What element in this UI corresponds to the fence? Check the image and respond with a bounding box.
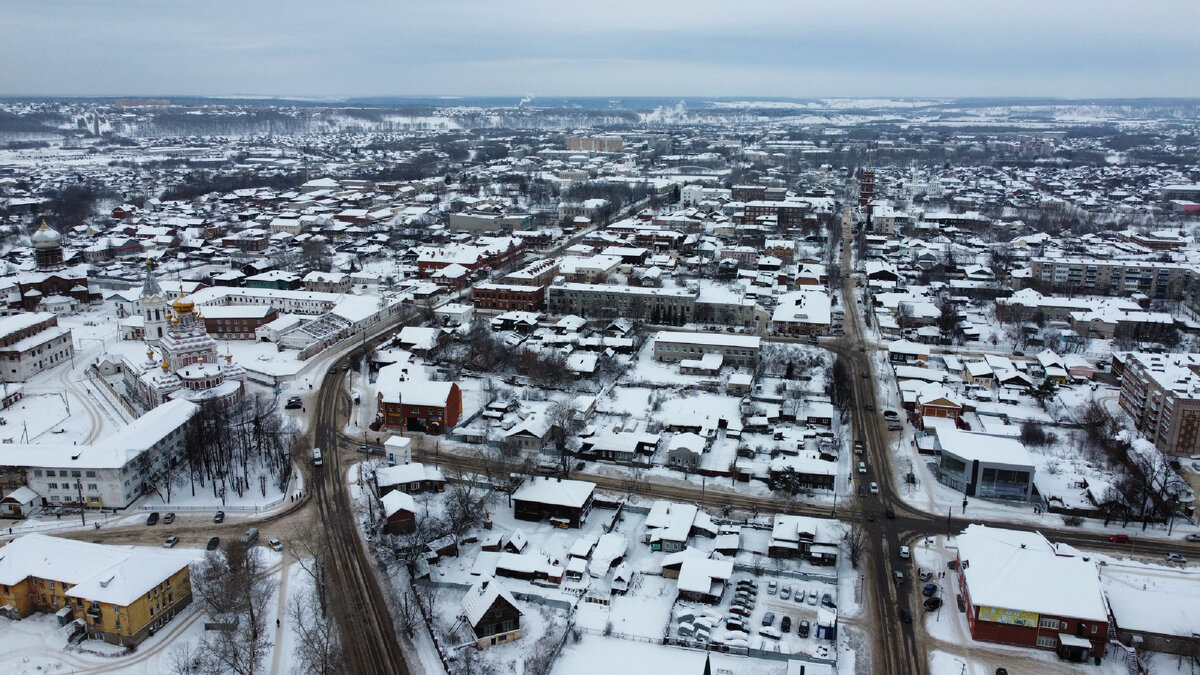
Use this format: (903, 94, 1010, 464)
(86, 365, 138, 419)
(135, 495, 285, 512)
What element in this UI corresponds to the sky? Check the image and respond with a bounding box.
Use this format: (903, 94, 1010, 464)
(2, 0, 1198, 99)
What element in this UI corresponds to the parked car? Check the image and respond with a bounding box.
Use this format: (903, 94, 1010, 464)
(1185, 533, 1200, 542)
(162, 512, 175, 525)
(737, 579, 758, 591)
(924, 596, 943, 611)
(899, 607, 912, 623)
(206, 536, 221, 551)
(269, 538, 283, 552)
(725, 618, 749, 633)
(883, 410, 899, 420)
(729, 605, 751, 618)
(284, 397, 302, 410)
(163, 535, 179, 548)
(821, 593, 835, 608)
(1108, 534, 1130, 543)
(869, 482, 879, 494)
(854, 441, 864, 455)
(780, 616, 792, 633)
(922, 583, 938, 597)
(919, 569, 933, 581)
(886, 506, 896, 519)
(767, 581, 777, 595)
(797, 619, 811, 637)
(1192, 461, 1200, 472)
(146, 512, 160, 526)
(761, 611, 776, 627)
(887, 423, 903, 431)
(807, 590, 818, 606)
(780, 585, 790, 600)
(1165, 552, 1188, 563)
(328, 367, 337, 374)
(860, 372, 869, 379)
(899, 545, 910, 559)
(213, 511, 225, 524)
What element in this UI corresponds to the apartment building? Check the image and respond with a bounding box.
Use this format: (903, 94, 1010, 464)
(1029, 257, 1189, 300)
(0, 312, 74, 383)
(0, 533, 192, 646)
(472, 283, 546, 312)
(1117, 351, 1200, 456)
(546, 283, 695, 325)
(652, 331, 761, 369)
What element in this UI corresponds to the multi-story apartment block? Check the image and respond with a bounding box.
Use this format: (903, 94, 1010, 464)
(546, 283, 695, 324)
(1029, 257, 1189, 300)
(0, 399, 199, 509)
(503, 259, 560, 287)
(1117, 351, 1200, 456)
(0, 312, 74, 383)
(0, 533, 192, 646)
(566, 136, 623, 153)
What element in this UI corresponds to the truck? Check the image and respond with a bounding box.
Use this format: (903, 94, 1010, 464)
(312, 447, 323, 466)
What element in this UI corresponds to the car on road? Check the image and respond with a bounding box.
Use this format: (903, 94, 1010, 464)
(887, 423, 903, 431)
(886, 506, 896, 519)
(761, 611, 775, 627)
(899, 607, 912, 623)
(924, 596, 943, 611)
(780, 616, 792, 633)
(883, 410, 899, 420)
(919, 569, 933, 581)
(922, 583, 938, 597)
(869, 482, 879, 494)
(269, 538, 283, 552)
(285, 397, 302, 410)
(1165, 552, 1188, 563)
(860, 372, 869, 379)
(893, 571, 905, 585)
(163, 512, 175, 525)
(854, 440, 864, 455)
(146, 512, 159, 526)
(821, 593, 835, 608)
(1186, 533, 1200, 542)
(341, 364, 349, 371)
(899, 545, 910, 559)
(858, 461, 867, 474)
(1192, 461, 1200, 472)
(864, 402, 874, 412)
(1108, 534, 1130, 543)
(328, 367, 337, 374)
(206, 536, 221, 550)
(213, 511, 225, 523)
(163, 535, 179, 548)
(797, 619, 811, 638)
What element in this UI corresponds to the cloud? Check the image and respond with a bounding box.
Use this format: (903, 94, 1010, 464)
(0, 0, 1197, 97)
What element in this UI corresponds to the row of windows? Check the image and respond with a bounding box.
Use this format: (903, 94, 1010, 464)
(45, 482, 99, 491)
(35, 469, 96, 478)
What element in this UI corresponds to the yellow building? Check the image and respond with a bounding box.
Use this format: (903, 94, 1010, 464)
(0, 533, 192, 646)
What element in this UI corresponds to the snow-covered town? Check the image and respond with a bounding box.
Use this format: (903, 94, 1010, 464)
(1, 5, 1200, 675)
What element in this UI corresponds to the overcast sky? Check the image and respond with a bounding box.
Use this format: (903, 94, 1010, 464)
(2, 0, 1198, 99)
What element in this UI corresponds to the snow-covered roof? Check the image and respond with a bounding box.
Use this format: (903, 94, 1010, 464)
(381, 490, 416, 518)
(0, 534, 188, 607)
(376, 380, 457, 408)
(934, 428, 1034, 468)
(511, 477, 594, 508)
(654, 331, 761, 349)
(376, 462, 443, 488)
(957, 524, 1107, 623)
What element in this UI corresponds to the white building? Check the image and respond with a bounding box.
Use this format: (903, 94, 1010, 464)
(0, 312, 74, 383)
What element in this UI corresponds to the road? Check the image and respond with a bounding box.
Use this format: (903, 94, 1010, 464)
(311, 363, 409, 675)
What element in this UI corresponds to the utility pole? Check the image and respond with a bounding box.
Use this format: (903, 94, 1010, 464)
(76, 480, 86, 525)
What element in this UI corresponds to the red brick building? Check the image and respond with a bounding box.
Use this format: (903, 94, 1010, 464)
(472, 283, 546, 312)
(416, 238, 526, 278)
(376, 380, 463, 434)
(955, 525, 1109, 663)
(199, 305, 279, 340)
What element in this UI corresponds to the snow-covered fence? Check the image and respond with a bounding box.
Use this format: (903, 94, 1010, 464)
(134, 496, 285, 512)
(731, 563, 837, 585)
(664, 635, 838, 667)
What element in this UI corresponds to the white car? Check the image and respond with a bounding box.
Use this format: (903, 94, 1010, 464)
(1164, 552, 1188, 564)
(269, 538, 284, 552)
(899, 545, 910, 559)
(869, 482, 880, 494)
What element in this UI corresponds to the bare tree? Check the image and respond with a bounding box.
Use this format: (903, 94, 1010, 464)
(842, 522, 866, 569)
(191, 542, 277, 675)
(287, 586, 346, 675)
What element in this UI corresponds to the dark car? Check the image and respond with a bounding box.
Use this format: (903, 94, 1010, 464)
(162, 512, 175, 525)
(887, 423, 903, 431)
(924, 596, 943, 611)
(922, 583, 938, 597)
(761, 611, 775, 627)
(206, 536, 221, 551)
(285, 398, 302, 410)
(885, 506, 896, 519)
(821, 593, 836, 608)
(213, 511, 225, 524)
(328, 367, 337, 374)
(797, 619, 810, 638)
(780, 616, 792, 633)
(146, 512, 160, 525)
(899, 607, 912, 623)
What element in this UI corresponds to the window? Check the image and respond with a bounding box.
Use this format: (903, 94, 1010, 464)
(48, 482, 58, 490)
(1038, 617, 1059, 630)
(85, 471, 95, 478)
(1036, 635, 1058, 648)
(87, 484, 98, 492)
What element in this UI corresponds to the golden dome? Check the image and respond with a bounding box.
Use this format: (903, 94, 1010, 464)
(161, 360, 170, 372)
(172, 293, 194, 314)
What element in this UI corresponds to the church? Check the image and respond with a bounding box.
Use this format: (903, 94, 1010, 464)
(9, 221, 100, 314)
(119, 265, 246, 411)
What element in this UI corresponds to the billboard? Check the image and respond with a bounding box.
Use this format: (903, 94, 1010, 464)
(977, 606, 1038, 627)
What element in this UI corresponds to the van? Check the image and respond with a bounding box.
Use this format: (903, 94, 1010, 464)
(241, 527, 259, 545)
(312, 447, 323, 466)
